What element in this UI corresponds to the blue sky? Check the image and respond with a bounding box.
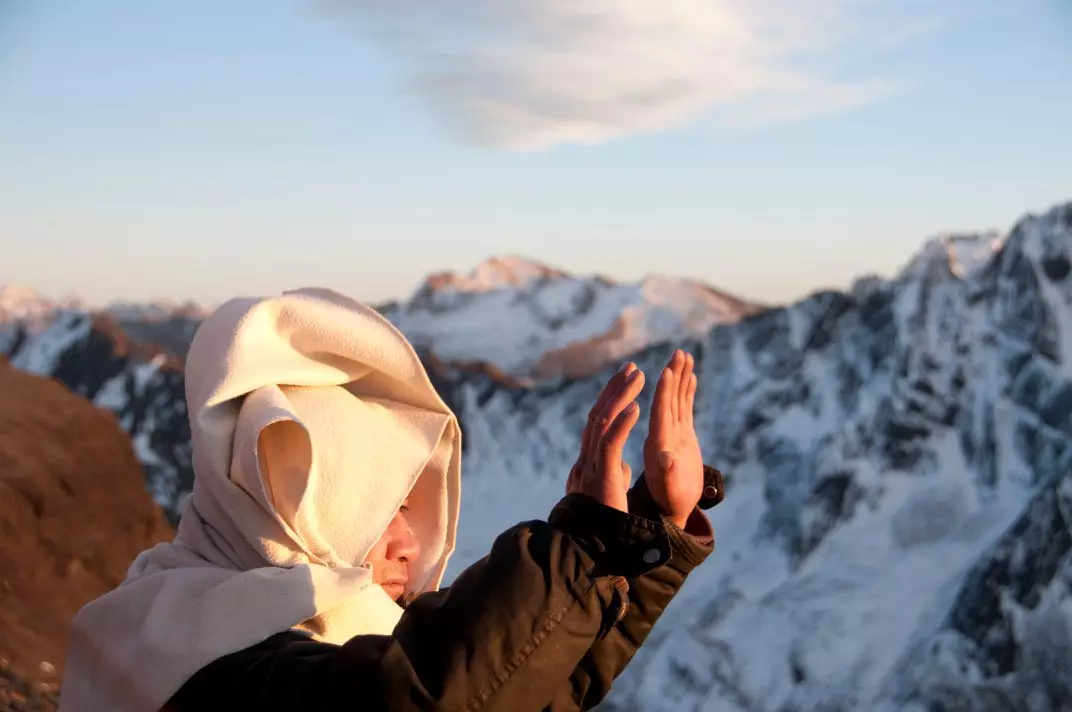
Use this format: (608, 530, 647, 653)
(1, 0, 1069, 307)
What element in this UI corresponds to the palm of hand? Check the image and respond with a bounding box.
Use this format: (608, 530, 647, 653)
(643, 351, 704, 527)
(567, 363, 647, 513)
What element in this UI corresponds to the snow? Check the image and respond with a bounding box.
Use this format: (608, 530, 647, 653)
(8, 312, 90, 375)
(133, 354, 167, 391)
(897, 231, 1005, 285)
(3, 256, 757, 382)
(414, 255, 567, 296)
(0, 285, 211, 333)
(1019, 212, 1072, 369)
(719, 440, 1017, 710)
(0, 285, 83, 324)
(94, 374, 130, 411)
(945, 231, 1005, 279)
(107, 300, 211, 322)
(445, 376, 1037, 711)
(388, 257, 757, 378)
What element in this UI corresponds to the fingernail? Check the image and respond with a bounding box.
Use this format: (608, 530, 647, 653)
(627, 369, 640, 382)
(626, 401, 638, 413)
(658, 451, 673, 468)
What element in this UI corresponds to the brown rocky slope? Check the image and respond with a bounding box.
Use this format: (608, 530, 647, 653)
(0, 358, 173, 709)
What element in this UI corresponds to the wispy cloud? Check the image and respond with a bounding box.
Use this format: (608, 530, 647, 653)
(317, 0, 939, 150)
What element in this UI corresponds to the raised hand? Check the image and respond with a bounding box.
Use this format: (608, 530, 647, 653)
(643, 350, 704, 529)
(567, 362, 647, 513)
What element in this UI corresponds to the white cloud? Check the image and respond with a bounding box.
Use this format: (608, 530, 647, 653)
(317, 0, 938, 150)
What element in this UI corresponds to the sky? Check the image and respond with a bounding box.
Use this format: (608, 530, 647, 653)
(1, 0, 1070, 308)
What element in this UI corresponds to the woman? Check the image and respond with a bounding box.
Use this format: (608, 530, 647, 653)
(58, 287, 723, 712)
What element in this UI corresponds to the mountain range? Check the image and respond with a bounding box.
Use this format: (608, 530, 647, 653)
(3, 199, 1072, 711)
(2, 256, 760, 381)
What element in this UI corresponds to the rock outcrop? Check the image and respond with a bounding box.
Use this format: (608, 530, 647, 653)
(0, 359, 172, 695)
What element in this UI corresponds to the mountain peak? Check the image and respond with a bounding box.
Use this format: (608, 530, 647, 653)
(107, 300, 211, 322)
(899, 230, 1005, 282)
(387, 256, 761, 379)
(940, 231, 1005, 278)
(420, 255, 572, 295)
(0, 285, 82, 324)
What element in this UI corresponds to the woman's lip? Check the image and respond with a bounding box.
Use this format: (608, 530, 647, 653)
(382, 581, 406, 595)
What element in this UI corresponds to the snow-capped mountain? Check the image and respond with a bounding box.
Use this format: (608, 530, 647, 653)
(3, 200, 1072, 710)
(0, 289, 208, 366)
(381, 254, 762, 379)
(0, 288, 209, 325)
(439, 205, 1072, 712)
(2, 256, 758, 379)
(0, 285, 81, 327)
(106, 300, 211, 322)
(0, 312, 191, 515)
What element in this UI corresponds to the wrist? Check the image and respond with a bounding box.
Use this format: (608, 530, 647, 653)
(666, 512, 690, 530)
(654, 500, 711, 539)
(549, 493, 674, 577)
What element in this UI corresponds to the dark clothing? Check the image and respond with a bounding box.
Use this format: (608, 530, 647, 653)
(166, 470, 720, 712)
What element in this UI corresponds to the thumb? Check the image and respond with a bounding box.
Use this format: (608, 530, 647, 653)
(622, 461, 633, 490)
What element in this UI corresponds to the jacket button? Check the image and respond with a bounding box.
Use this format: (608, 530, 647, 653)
(642, 548, 662, 564)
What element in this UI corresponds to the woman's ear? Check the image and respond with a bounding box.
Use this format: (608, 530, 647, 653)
(256, 418, 313, 525)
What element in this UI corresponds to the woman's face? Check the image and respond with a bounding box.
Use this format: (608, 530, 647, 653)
(365, 499, 421, 601)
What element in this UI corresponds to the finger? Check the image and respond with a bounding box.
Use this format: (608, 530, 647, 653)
(598, 402, 640, 477)
(597, 368, 646, 435)
(592, 362, 636, 420)
(586, 370, 642, 467)
(580, 362, 636, 462)
(678, 352, 694, 423)
(650, 365, 675, 441)
(589, 369, 643, 473)
(585, 412, 607, 469)
(685, 373, 698, 427)
(668, 350, 685, 421)
(576, 421, 594, 468)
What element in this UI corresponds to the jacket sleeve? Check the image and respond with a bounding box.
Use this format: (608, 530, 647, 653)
(166, 494, 697, 712)
(544, 472, 716, 712)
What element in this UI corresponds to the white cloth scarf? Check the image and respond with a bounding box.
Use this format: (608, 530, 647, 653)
(57, 288, 462, 712)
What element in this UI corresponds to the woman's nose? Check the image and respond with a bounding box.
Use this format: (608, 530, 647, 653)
(388, 512, 421, 563)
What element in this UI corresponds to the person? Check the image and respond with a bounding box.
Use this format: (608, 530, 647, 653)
(57, 288, 724, 712)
